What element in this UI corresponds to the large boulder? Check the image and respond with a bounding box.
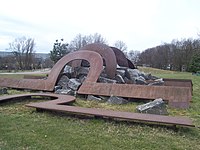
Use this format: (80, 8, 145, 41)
(116, 69, 126, 77)
(107, 96, 128, 104)
(87, 95, 104, 102)
(115, 74, 125, 84)
(55, 88, 76, 96)
(98, 77, 117, 83)
(136, 98, 168, 115)
(63, 65, 74, 77)
(135, 76, 147, 85)
(67, 78, 81, 91)
(57, 75, 69, 89)
(125, 69, 140, 81)
(75, 67, 89, 77)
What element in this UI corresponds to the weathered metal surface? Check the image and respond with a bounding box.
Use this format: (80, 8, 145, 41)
(163, 78, 192, 89)
(72, 43, 117, 78)
(0, 93, 75, 103)
(110, 47, 136, 69)
(26, 96, 194, 127)
(78, 82, 191, 109)
(0, 51, 104, 91)
(127, 58, 136, 69)
(45, 50, 103, 90)
(0, 92, 193, 127)
(164, 78, 193, 97)
(110, 47, 129, 67)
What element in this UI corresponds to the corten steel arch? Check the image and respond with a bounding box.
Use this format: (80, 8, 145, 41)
(72, 43, 117, 78)
(110, 47, 136, 69)
(127, 58, 136, 69)
(0, 51, 104, 91)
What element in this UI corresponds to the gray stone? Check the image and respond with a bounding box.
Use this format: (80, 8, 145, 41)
(107, 96, 128, 104)
(115, 74, 125, 84)
(140, 73, 152, 80)
(87, 95, 104, 102)
(54, 86, 62, 91)
(135, 76, 147, 85)
(124, 77, 135, 84)
(151, 75, 159, 80)
(63, 65, 74, 74)
(116, 69, 126, 77)
(75, 67, 89, 76)
(57, 75, 69, 89)
(99, 96, 109, 101)
(67, 78, 81, 91)
(78, 75, 87, 83)
(136, 98, 168, 115)
(125, 69, 139, 81)
(55, 88, 76, 96)
(0, 88, 8, 95)
(148, 81, 164, 86)
(98, 77, 117, 83)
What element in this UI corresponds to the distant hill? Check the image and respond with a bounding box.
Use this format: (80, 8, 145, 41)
(0, 51, 49, 59)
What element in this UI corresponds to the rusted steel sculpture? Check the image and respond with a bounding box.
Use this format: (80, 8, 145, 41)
(0, 93, 75, 104)
(0, 50, 103, 91)
(110, 47, 135, 69)
(77, 82, 191, 109)
(0, 43, 195, 127)
(0, 93, 194, 127)
(26, 99, 194, 127)
(72, 43, 117, 78)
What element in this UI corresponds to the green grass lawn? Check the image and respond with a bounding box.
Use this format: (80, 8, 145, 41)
(0, 68, 200, 150)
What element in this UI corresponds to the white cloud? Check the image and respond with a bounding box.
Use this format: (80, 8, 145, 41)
(0, 0, 200, 52)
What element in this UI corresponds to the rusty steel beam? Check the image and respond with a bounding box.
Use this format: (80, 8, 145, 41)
(72, 43, 117, 78)
(163, 78, 193, 97)
(78, 82, 191, 109)
(0, 93, 194, 127)
(110, 47, 136, 69)
(0, 51, 104, 91)
(25, 95, 194, 127)
(0, 93, 75, 104)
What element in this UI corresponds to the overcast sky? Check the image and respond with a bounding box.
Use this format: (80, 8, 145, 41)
(0, 0, 200, 53)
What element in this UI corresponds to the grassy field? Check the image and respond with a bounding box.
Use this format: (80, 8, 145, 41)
(0, 68, 200, 150)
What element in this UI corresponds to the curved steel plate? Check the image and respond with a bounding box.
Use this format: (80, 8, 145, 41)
(72, 43, 117, 78)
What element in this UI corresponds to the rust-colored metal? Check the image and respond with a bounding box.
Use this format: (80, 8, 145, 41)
(0, 51, 104, 91)
(78, 82, 191, 109)
(72, 43, 117, 78)
(0, 93, 75, 104)
(0, 93, 193, 127)
(164, 78, 192, 90)
(110, 47, 136, 69)
(25, 95, 194, 127)
(127, 58, 136, 69)
(163, 78, 193, 98)
(0, 92, 194, 127)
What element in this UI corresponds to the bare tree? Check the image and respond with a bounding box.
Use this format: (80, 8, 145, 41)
(69, 33, 107, 51)
(8, 37, 35, 70)
(128, 50, 140, 65)
(113, 40, 127, 52)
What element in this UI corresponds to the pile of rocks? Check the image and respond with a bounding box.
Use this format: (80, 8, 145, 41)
(54, 65, 165, 105)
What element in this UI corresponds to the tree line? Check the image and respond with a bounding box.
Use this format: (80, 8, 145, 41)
(138, 37, 200, 72)
(50, 33, 129, 63)
(0, 33, 129, 70)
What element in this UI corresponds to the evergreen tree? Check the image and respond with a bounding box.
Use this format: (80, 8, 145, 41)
(188, 53, 200, 73)
(50, 39, 70, 63)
